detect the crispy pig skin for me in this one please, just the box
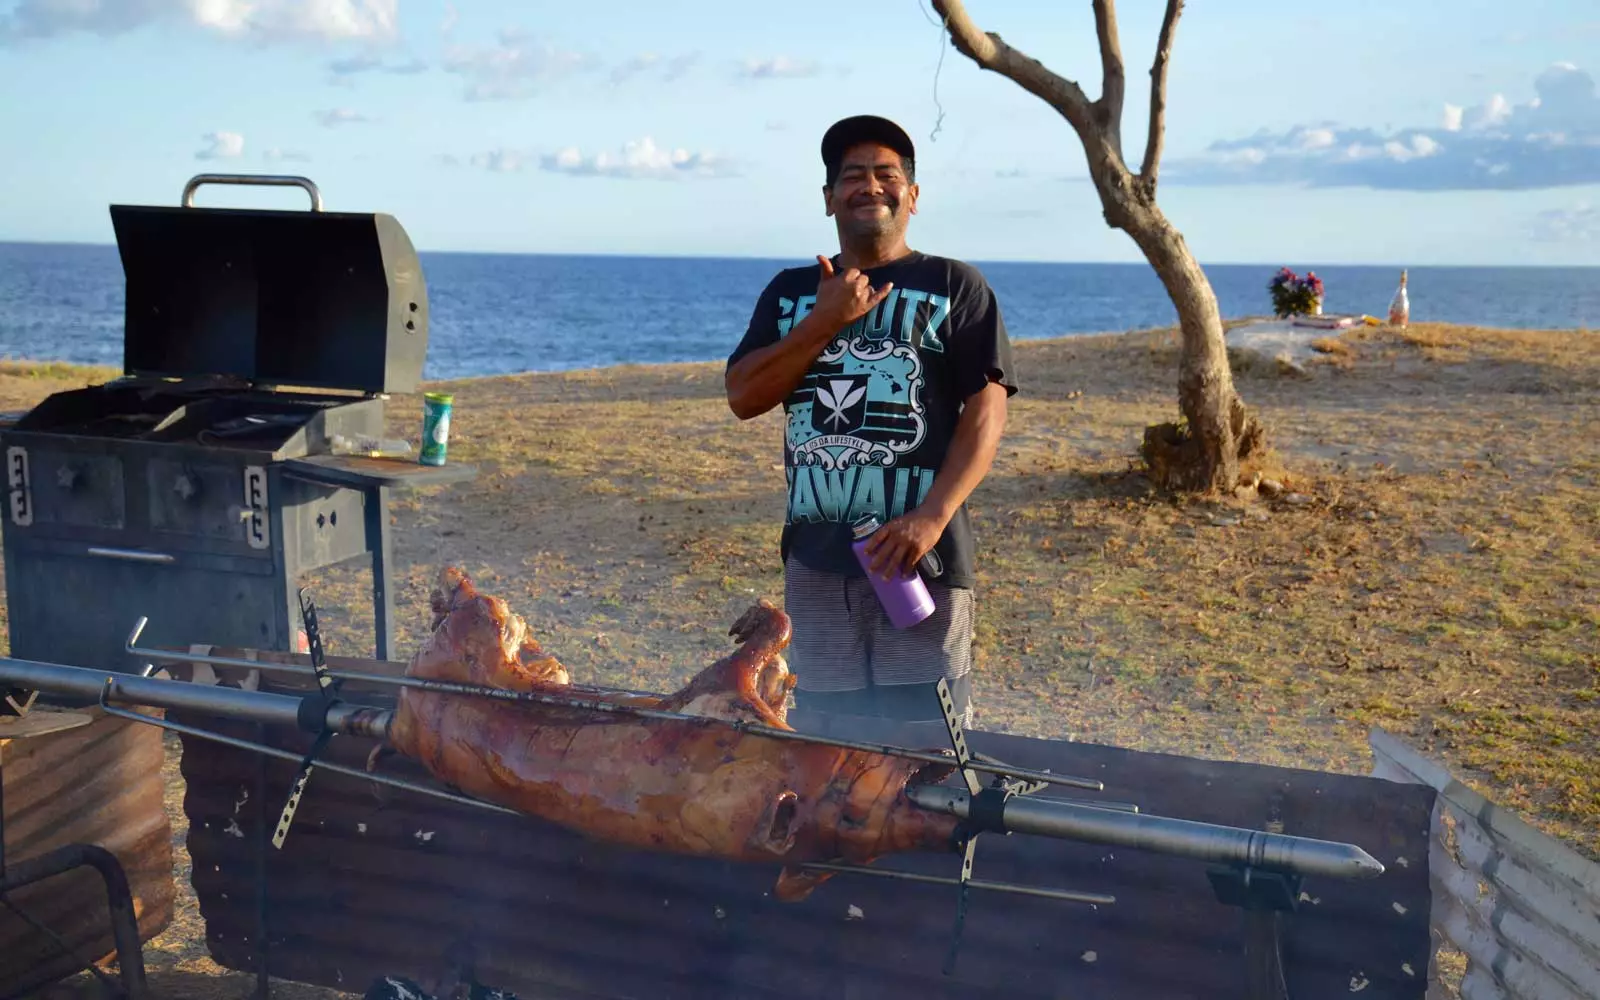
[387,568,962,900]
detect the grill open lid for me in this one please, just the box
[109,174,429,396]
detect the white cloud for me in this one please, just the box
[2,0,398,44]
[441,28,598,100]
[608,52,698,85]
[1170,63,1600,191]
[1382,133,1441,162]
[468,148,528,173]
[1212,146,1268,165]
[538,138,737,180]
[195,131,245,160]
[608,53,655,84]
[463,138,736,180]
[1531,201,1600,242]
[326,52,426,82]
[316,107,374,126]
[263,147,310,162]
[328,52,381,74]
[738,56,818,79]
[1465,93,1513,130]
[188,0,397,41]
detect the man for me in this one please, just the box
[724,114,1016,732]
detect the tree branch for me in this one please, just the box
[1141,0,1184,185]
[1091,0,1125,138]
[930,0,1097,137]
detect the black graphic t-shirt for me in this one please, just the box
[727,250,1017,590]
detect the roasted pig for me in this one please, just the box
[386,567,962,900]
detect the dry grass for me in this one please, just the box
[0,360,120,400]
[7,319,1599,997]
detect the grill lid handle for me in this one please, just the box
[180,173,324,212]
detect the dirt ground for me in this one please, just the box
[5,318,1596,998]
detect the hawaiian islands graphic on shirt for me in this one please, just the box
[776,287,952,527]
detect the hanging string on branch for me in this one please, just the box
[916,0,950,143]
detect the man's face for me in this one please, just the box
[823,142,918,240]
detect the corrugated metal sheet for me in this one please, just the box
[168,676,1438,1000]
[0,706,175,995]
[1369,728,1600,1000]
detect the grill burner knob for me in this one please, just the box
[56,465,79,491]
[174,474,198,501]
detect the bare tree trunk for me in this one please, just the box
[931,0,1265,494]
[1124,204,1260,491]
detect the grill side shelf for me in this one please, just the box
[280,455,477,491]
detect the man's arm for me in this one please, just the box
[863,379,1008,577]
[865,262,1015,578]
[725,309,844,420]
[725,256,893,420]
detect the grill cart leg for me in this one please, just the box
[1206,864,1298,1000]
[253,723,272,1000]
[0,757,149,1000]
[366,484,395,661]
[1206,791,1300,1000]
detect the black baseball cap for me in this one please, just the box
[820,115,915,175]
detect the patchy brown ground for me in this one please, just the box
[7,319,1598,998]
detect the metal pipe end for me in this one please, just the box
[124,617,149,652]
[1347,846,1387,878]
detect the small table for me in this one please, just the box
[281,455,480,660]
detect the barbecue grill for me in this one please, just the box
[0,173,474,679]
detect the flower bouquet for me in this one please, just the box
[1268,267,1324,317]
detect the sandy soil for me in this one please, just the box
[6,318,1596,998]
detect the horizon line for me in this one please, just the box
[1,238,1597,271]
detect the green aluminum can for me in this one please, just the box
[420,392,453,466]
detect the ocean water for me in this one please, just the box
[0,241,1595,382]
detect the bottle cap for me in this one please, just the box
[850,514,882,540]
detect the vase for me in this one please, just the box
[1311,298,1323,315]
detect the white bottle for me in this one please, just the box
[1387,270,1410,329]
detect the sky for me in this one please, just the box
[1,0,1598,266]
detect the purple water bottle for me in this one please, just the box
[851,514,936,629]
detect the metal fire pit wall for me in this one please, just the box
[0,708,175,995]
[166,684,1438,1000]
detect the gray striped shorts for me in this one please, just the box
[781,556,974,727]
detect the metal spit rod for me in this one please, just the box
[797,862,1117,906]
[124,616,1107,793]
[906,785,1386,880]
[89,681,521,818]
[0,653,1387,883]
[0,654,389,739]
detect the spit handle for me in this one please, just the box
[87,546,176,565]
[181,174,324,212]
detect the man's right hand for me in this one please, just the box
[810,255,893,335]
[724,257,893,421]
